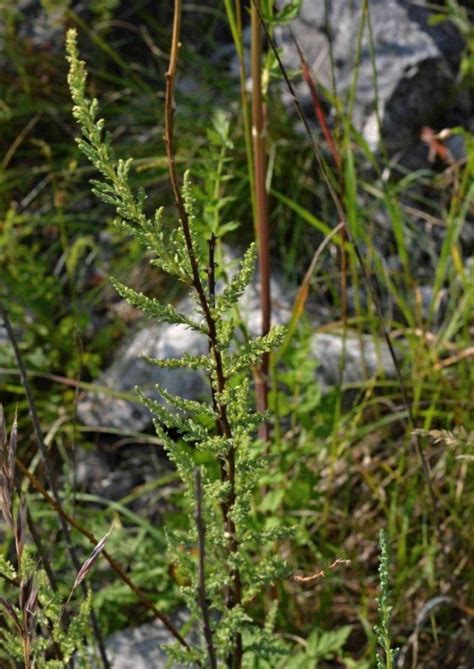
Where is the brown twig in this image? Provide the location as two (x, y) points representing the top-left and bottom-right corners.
(195, 469), (218, 669)
(164, 0), (231, 442)
(207, 236), (233, 526)
(207, 233), (217, 309)
(292, 558), (351, 583)
(164, 3), (242, 666)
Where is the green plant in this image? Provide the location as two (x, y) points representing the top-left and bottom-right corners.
(1, 0), (470, 663)
(66, 17), (291, 666)
(0, 406), (103, 667)
(61, 1), (474, 665)
(375, 529), (398, 669)
(286, 626), (353, 668)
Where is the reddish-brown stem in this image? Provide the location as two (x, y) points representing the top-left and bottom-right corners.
(250, 0), (271, 443)
(299, 53), (347, 322)
(297, 53), (342, 172)
(207, 234), (217, 308)
(292, 39), (347, 322)
(164, 0), (230, 441)
(164, 2), (242, 665)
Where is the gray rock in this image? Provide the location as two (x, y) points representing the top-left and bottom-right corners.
(276, 0), (464, 152)
(94, 620), (184, 668)
(0, 1), (67, 60)
(16, 2), (66, 51)
(77, 275), (293, 431)
(73, 444), (169, 501)
(78, 320), (396, 435)
(77, 314), (209, 432)
(311, 332), (396, 391)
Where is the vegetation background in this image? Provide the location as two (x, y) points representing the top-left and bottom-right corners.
(0, 0), (473, 667)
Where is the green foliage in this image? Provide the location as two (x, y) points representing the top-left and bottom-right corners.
(110, 278), (204, 331)
(1, 1), (472, 666)
(375, 530), (398, 669)
(66, 27), (292, 665)
(0, 565), (93, 667)
(261, 0), (303, 26)
(430, 1), (474, 88)
(40, 0), (71, 12)
(215, 243), (258, 316)
(242, 624), (355, 668)
(287, 626), (353, 668)
(190, 110), (239, 243)
(89, 0), (121, 21)
(0, 411), (94, 667)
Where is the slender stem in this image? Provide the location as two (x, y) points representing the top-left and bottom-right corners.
(164, 0), (230, 439)
(0, 300), (111, 669)
(290, 32), (347, 326)
(207, 234), (217, 308)
(251, 0), (271, 442)
(22, 633), (31, 669)
(295, 41), (349, 413)
(195, 469), (218, 669)
(164, 3), (243, 664)
(207, 235), (232, 533)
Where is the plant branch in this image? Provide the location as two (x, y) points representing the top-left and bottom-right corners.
(164, 0), (231, 442)
(195, 469), (217, 669)
(26, 508), (58, 591)
(164, 4), (243, 666)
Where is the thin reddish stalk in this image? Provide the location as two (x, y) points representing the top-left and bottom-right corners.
(195, 469), (218, 669)
(299, 58), (348, 320)
(290, 35), (348, 320)
(293, 42), (341, 172)
(164, 2), (242, 665)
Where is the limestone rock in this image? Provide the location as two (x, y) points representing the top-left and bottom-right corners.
(311, 332), (396, 390)
(276, 0), (465, 151)
(95, 620), (187, 669)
